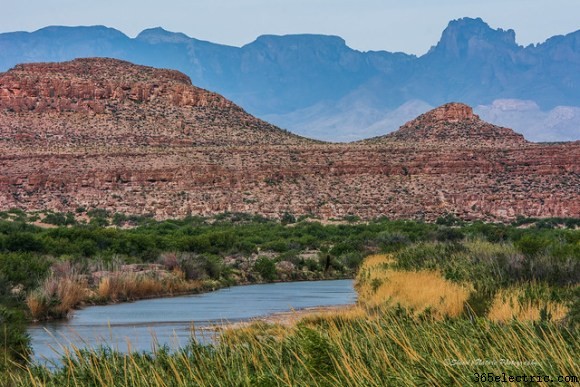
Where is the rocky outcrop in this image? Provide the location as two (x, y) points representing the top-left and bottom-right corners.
(0, 59), (578, 221)
(372, 103), (527, 147)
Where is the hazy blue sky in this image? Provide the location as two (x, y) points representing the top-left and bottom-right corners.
(3, 0), (579, 54)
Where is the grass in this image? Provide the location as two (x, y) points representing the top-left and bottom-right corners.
(6, 309), (578, 386)
(356, 254), (471, 318)
(96, 270), (201, 303)
(488, 284), (569, 323)
(26, 275), (87, 320)
(25, 270), (203, 321)
(4, 241), (579, 385)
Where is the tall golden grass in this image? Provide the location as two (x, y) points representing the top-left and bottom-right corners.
(26, 269), (202, 320)
(357, 254), (471, 318)
(488, 286), (569, 322)
(8, 308), (579, 386)
(26, 275), (87, 320)
(97, 271), (202, 302)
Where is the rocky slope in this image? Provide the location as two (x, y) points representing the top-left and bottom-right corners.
(0, 59), (578, 221)
(0, 58), (307, 150)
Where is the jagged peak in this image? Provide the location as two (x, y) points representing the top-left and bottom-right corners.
(428, 17), (519, 57)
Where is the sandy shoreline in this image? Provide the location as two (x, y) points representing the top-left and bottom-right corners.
(203, 304), (355, 331)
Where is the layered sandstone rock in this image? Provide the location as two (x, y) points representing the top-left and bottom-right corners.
(0, 59), (578, 221)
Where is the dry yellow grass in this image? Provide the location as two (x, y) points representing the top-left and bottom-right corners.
(97, 272), (203, 302)
(25, 291), (48, 319)
(361, 253), (395, 268)
(26, 275), (88, 319)
(488, 287), (569, 322)
(27, 269), (202, 319)
(53, 277), (88, 315)
(357, 254), (471, 318)
(358, 254), (570, 323)
(98, 274), (163, 301)
(371, 270), (471, 318)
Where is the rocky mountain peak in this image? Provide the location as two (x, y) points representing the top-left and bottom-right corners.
(378, 102), (527, 147)
(0, 58), (241, 113)
(429, 17), (519, 58)
(0, 58), (307, 146)
(424, 102), (476, 123)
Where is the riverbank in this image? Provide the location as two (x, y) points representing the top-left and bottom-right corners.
(12, 250), (577, 386)
(27, 279), (357, 365)
(26, 265), (353, 322)
(215, 304), (356, 330)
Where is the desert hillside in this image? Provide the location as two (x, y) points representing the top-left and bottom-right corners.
(0, 58), (578, 220)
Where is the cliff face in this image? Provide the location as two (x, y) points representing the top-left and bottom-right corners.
(0, 59), (578, 221)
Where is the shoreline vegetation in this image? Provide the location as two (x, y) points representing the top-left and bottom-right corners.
(1, 210), (579, 385)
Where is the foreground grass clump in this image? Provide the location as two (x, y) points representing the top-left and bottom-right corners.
(7, 310), (579, 386)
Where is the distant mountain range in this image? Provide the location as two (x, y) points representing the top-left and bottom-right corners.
(0, 17), (578, 142)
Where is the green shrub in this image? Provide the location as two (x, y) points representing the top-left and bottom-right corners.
(254, 256), (277, 281)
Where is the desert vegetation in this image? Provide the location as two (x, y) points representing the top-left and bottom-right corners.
(0, 210), (578, 384)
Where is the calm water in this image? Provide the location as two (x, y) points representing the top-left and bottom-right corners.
(29, 279), (355, 364)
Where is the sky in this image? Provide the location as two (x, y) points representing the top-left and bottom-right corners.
(2, 0), (579, 55)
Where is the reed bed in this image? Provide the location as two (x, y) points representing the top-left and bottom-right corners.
(6, 309), (578, 386)
(8, 253), (578, 386)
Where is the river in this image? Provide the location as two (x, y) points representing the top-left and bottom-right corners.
(29, 279), (356, 364)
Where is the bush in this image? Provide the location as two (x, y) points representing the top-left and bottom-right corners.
(515, 234), (550, 257)
(0, 252), (51, 291)
(43, 212), (76, 226)
(254, 256), (277, 281)
(0, 306), (30, 369)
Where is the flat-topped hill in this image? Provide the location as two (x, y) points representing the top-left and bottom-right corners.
(0, 58), (309, 149)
